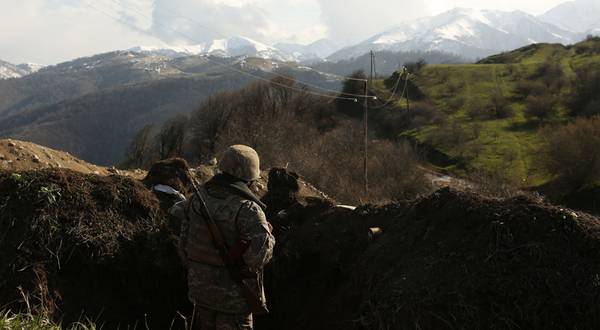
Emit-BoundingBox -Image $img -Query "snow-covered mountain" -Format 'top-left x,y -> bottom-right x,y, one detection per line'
0,60 -> 43,79
329,8 -> 582,61
130,36 -> 296,62
539,0 -> 600,33
275,39 -> 343,62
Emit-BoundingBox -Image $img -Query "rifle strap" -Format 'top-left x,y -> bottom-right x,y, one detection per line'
186,192 -> 248,266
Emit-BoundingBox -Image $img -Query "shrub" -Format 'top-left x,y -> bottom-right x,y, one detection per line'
446,96 -> 465,112
490,91 -> 513,119
514,80 -> 546,99
466,98 -> 493,120
282,122 -> 431,203
568,68 -> 600,117
525,95 -> 559,121
336,70 -> 368,118
540,116 -> 600,189
530,61 -> 564,90
467,167 -> 521,198
182,78 -> 432,203
428,121 -> 469,148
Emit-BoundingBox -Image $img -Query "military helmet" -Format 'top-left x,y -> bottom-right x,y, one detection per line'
218,145 -> 261,182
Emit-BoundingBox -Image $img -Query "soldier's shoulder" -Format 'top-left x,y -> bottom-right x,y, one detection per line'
238,199 -> 265,215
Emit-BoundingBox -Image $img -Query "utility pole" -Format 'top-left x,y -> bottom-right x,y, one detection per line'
364,50 -> 374,195
405,69 -> 410,111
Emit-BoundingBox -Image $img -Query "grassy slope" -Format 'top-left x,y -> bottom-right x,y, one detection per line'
380,40 -> 600,187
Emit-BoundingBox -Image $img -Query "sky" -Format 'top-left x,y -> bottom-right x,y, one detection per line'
0,0 -> 570,65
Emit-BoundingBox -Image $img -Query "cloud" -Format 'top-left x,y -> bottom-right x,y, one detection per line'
0,0 -> 575,64
316,0 -> 569,43
316,0 -> 433,43
149,0 -> 277,44
0,0 -> 164,64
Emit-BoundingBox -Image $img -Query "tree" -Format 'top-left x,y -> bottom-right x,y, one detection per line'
122,124 -> 154,168
190,92 -> 238,160
568,68 -> 600,117
490,91 -> 513,119
404,59 -> 427,75
336,70 -> 367,118
525,95 -> 559,122
158,115 -> 188,160
383,68 -> 425,103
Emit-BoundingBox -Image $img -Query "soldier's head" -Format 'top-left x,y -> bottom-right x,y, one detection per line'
143,158 -> 193,194
218,145 -> 261,183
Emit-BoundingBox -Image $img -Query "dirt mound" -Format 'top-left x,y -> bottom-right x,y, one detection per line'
0,169 -> 189,328
263,186 -> 600,330
3,166 -> 600,329
0,139 -> 151,179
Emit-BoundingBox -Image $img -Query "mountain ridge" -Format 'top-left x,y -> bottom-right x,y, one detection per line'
329,8 -> 582,60
0,59 -> 43,80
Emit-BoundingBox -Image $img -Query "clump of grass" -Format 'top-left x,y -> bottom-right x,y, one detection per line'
0,310 -> 97,330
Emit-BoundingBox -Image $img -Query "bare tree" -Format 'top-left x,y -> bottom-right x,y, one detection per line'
122,124 -> 154,168
189,92 -> 239,161
158,115 -> 188,160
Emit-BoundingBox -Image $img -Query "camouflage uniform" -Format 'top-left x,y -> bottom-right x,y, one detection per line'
173,175 -> 275,330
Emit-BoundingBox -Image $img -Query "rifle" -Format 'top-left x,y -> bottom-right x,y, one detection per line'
187,173 -> 269,316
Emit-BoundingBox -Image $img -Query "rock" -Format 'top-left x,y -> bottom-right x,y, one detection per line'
7,141 -> 15,147
208,158 -> 218,166
0,154 -> 4,160
32,155 -> 41,163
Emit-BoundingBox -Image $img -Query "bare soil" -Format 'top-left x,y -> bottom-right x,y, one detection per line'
262,186 -> 600,330
0,139 -> 147,179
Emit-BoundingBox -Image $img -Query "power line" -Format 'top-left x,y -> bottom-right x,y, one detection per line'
91,0 -> 375,100
371,68 -> 410,110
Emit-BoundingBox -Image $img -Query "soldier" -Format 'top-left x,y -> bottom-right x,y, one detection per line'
171,145 -> 275,330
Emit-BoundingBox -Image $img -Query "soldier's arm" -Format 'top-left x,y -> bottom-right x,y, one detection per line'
237,201 -> 275,270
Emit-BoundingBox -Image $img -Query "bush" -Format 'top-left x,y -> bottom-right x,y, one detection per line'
568,68 -> 600,117
184,78 -> 432,203
490,91 -> 513,119
525,95 -> 559,121
514,80 -> 546,99
466,98 -> 493,120
467,167 -> 521,198
530,61 -> 565,90
428,121 -> 470,148
383,70 -> 426,102
540,116 -> 600,189
336,70 -> 368,118
447,96 -> 466,113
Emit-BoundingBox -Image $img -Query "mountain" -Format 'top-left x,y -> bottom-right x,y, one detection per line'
329,8 -> 582,61
275,39 -> 343,62
539,0 -> 600,33
130,36 -> 296,62
0,51 -> 343,165
0,59 -> 42,80
313,50 -> 466,77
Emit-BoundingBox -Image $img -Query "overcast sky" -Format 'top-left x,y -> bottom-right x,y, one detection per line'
0,0 -> 570,65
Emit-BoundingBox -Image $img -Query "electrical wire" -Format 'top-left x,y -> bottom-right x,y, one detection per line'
371,68 -> 410,110
89,0 -> 374,100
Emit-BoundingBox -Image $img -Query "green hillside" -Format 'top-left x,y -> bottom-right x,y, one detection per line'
373,37 -> 600,187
